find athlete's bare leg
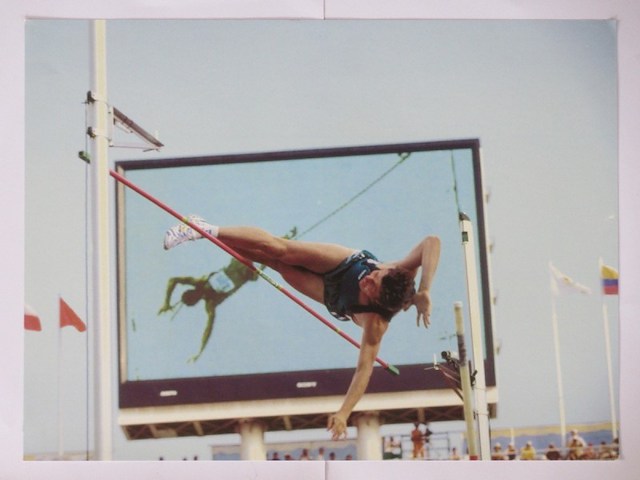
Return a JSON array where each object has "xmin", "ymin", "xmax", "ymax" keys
[
  {"xmin": 218, "ymin": 226, "xmax": 355, "ymax": 274},
  {"xmin": 221, "ymin": 242, "xmax": 326, "ymax": 303},
  {"xmin": 273, "ymin": 262, "xmax": 326, "ymax": 304}
]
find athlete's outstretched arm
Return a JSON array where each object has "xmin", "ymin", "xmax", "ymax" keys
[
  {"xmin": 392, "ymin": 235, "xmax": 441, "ymax": 327},
  {"xmin": 158, "ymin": 276, "xmax": 202, "ymax": 314},
  {"xmin": 327, "ymin": 314, "xmax": 388, "ymax": 440}
]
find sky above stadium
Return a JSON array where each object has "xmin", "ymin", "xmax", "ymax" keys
[{"xmin": 12, "ymin": 6, "xmax": 634, "ymax": 473}]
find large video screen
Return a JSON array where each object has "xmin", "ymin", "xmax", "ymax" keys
[{"xmin": 116, "ymin": 140, "xmax": 494, "ymax": 407}]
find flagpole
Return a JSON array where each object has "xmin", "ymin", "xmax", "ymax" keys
[
  {"xmin": 602, "ymin": 301, "xmax": 618, "ymax": 439},
  {"xmin": 549, "ymin": 263, "xmax": 567, "ymax": 443},
  {"xmin": 57, "ymin": 296, "xmax": 64, "ymax": 459},
  {"xmin": 599, "ymin": 258, "xmax": 618, "ymax": 440}
]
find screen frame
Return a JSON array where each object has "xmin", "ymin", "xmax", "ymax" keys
[{"xmin": 115, "ymin": 138, "xmax": 495, "ymax": 409}]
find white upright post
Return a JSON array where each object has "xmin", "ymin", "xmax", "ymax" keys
[
  {"xmin": 599, "ymin": 258, "xmax": 618, "ymax": 440},
  {"xmin": 237, "ymin": 420, "xmax": 266, "ymax": 460},
  {"xmin": 601, "ymin": 301, "xmax": 618, "ymax": 439},
  {"xmin": 355, "ymin": 412, "xmax": 382, "ymax": 460},
  {"xmin": 454, "ymin": 301, "xmax": 478, "ymax": 460},
  {"xmin": 89, "ymin": 19, "xmax": 113, "ymax": 461},
  {"xmin": 57, "ymin": 322, "xmax": 64, "ymax": 459},
  {"xmin": 549, "ymin": 266, "xmax": 567, "ymax": 443},
  {"xmin": 458, "ymin": 213, "xmax": 490, "ymax": 460}
]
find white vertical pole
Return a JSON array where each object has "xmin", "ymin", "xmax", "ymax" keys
[
  {"xmin": 602, "ymin": 301, "xmax": 618, "ymax": 439},
  {"xmin": 89, "ymin": 19, "xmax": 113, "ymax": 461},
  {"xmin": 599, "ymin": 258, "xmax": 618, "ymax": 439},
  {"xmin": 458, "ymin": 213, "xmax": 491, "ymax": 460},
  {"xmin": 455, "ymin": 301, "xmax": 478, "ymax": 459},
  {"xmin": 57, "ymin": 314, "xmax": 64, "ymax": 459},
  {"xmin": 549, "ymin": 266, "xmax": 567, "ymax": 443},
  {"xmin": 355, "ymin": 412, "xmax": 382, "ymax": 460}
]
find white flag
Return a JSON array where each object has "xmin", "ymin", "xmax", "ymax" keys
[{"xmin": 549, "ymin": 262, "xmax": 592, "ymax": 295}]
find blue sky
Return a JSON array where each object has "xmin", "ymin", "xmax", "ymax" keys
[{"xmin": 3, "ymin": 4, "xmax": 638, "ymax": 478}]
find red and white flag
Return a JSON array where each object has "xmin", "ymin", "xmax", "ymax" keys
[{"xmin": 24, "ymin": 304, "xmax": 42, "ymax": 331}]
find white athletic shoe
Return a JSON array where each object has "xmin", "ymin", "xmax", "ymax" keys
[{"xmin": 163, "ymin": 215, "xmax": 216, "ymax": 250}]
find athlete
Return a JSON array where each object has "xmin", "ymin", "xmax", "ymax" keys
[
  {"xmin": 157, "ymin": 257, "xmax": 259, "ymax": 363},
  {"xmin": 158, "ymin": 228, "xmax": 297, "ymax": 362},
  {"xmin": 163, "ymin": 215, "xmax": 441, "ymax": 440}
]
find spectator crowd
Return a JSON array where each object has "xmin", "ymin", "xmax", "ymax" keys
[{"xmin": 489, "ymin": 429, "xmax": 619, "ymax": 461}]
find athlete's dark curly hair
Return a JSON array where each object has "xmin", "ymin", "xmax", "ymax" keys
[{"xmin": 378, "ymin": 267, "xmax": 416, "ymax": 312}]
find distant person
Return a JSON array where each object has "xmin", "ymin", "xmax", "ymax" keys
[
  {"xmin": 598, "ymin": 440, "xmax": 615, "ymax": 459},
  {"xmin": 383, "ymin": 436, "xmax": 394, "ymax": 459},
  {"xmin": 449, "ymin": 447, "xmax": 461, "ymax": 460},
  {"xmin": 520, "ymin": 441, "xmax": 536, "ymax": 460},
  {"xmin": 566, "ymin": 429, "xmax": 587, "ymax": 460},
  {"xmin": 392, "ymin": 436, "xmax": 402, "ymax": 458},
  {"xmin": 506, "ymin": 443, "xmax": 517, "ymax": 460},
  {"xmin": 315, "ymin": 447, "xmax": 325, "ymax": 461},
  {"xmin": 491, "ymin": 442, "xmax": 505, "ymax": 461},
  {"xmin": 328, "ymin": 452, "xmax": 336, "ymax": 460},
  {"xmin": 299, "ymin": 448, "xmax": 310, "ymax": 460},
  {"xmin": 545, "ymin": 443, "xmax": 561, "ymax": 460},
  {"xmin": 582, "ymin": 443, "xmax": 597, "ymax": 460},
  {"xmin": 383, "ymin": 436, "xmax": 401, "ymax": 460},
  {"xmin": 164, "ymin": 216, "xmax": 441, "ymax": 440},
  {"xmin": 410, "ymin": 423, "xmax": 425, "ymax": 459}
]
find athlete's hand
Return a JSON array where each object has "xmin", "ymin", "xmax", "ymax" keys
[
  {"xmin": 413, "ymin": 290, "xmax": 432, "ymax": 328},
  {"xmin": 158, "ymin": 303, "xmax": 174, "ymax": 315},
  {"xmin": 327, "ymin": 413, "xmax": 348, "ymax": 440}
]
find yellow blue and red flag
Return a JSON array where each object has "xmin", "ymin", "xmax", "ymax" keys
[{"xmin": 601, "ymin": 264, "xmax": 619, "ymax": 295}]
